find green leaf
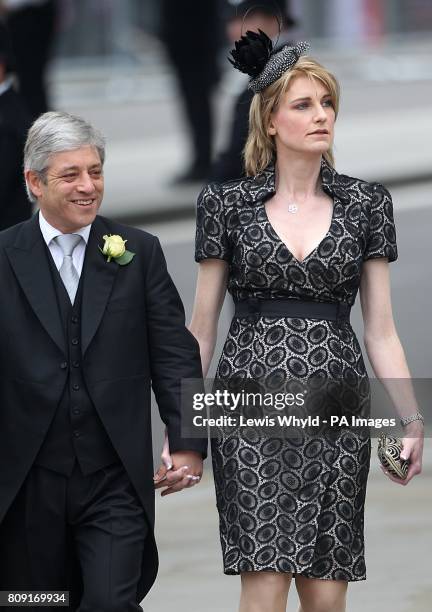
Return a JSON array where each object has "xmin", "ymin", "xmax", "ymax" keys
[{"xmin": 114, "ymin": 250, "xmax": 135, "ymax": 266}]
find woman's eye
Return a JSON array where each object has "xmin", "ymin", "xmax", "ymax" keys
[{"xmin": 294, "ymin": 100, "xmax": 333, "ymax": 110}]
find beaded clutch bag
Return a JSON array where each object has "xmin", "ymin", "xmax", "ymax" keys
[{"xmin": 377, "ymin": 434, "xmax": 409, "ymax": 479}]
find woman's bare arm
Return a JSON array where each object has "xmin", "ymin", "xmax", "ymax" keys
[
  {"xmin": 189, "ymin": 259, "xmax": 229, "ymax": 377},
  {"xmin": 360, "ymin": 258, "xmax": 423, "ymax": 483}
]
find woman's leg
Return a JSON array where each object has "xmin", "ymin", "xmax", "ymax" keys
[
  {"xmin": 239, "ymin": 571, "xmax": 293, "ymax": 612},
  {"xmin": 295, "ymin": 575, "xmax": 348, "ymax": 612}
]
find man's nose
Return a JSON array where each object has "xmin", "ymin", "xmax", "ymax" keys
[{"xmin": 77, "ymin": 172, "xmax": 95, "ymax": 193}]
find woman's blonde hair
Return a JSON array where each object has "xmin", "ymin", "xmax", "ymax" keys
[{"xmin": 244, "ymin": 57, "xmax": 340, "ymax": 176}]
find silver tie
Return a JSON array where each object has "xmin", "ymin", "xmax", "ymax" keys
[{"xmin": 54, "ymin": 234, "xmax": 82, "ymax": 304}]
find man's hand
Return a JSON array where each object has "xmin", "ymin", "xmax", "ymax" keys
[
  {"xmin": 153, "ymin": 428, "xmax": 172, "ymax": 483},
  {"xmin": 154, "ymin": 449, "xmax": 203, "ymax": 497}
]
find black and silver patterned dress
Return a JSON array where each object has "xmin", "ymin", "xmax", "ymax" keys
[{"xmin": 194, "ymin": 157, "xmax": 397, "ymax": 581}]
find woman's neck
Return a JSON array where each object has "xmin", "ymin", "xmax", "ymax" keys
[{"xmin": 274, "ymin": 152, "xmax": 323, "ymax": 201}]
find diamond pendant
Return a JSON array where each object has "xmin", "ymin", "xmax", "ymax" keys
[{"xmin": 288, "ymin": 203, "xmax": 299, "ymax": 214}]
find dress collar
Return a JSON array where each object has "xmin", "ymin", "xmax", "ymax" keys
[{"xmin": 248, "ymin": 157, "xmax": 350, "ymax": 204}]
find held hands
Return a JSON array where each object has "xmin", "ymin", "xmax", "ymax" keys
[
  {"xmin": 153, "ymin": 429, "xmax": 203, "ymax": 497},
  {"xmin": 380, "ymin": 422, "xmax": 424, "ymax": 485}
]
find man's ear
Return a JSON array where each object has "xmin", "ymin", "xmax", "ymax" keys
[{"xmin": 25, "ymin": 170, "xmax": 43, "ymax": 199}]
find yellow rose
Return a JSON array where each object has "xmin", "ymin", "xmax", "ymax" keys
[{"xmin": 102, "ymin": 234, "xmax": 127, "ymax": 260}]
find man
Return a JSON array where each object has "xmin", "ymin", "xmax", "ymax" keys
[
  {"xmin": 210, "ymin": 0, "xmax": 297, "ymax": 182},
  {"xmin": 0, "ymin": 111, "xmax": 206, "ymax": 610},
  {"xmin": 0, "ymin": 19, "xmax": 32, "ymax": 229}
]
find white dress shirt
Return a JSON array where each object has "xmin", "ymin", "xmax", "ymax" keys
[{"xmin": 38, "ymin": 211, "xmax": 91, "ymax": 277}]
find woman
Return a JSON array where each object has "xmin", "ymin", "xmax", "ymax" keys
[{"xmin": 158, "ymin": 36, "xmax": 424, "ymax": 611}]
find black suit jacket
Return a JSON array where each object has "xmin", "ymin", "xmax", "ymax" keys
[
  {"xmin": 0, "ymin": 213, "xmax": 206, "ymax": 598},
  {"xmin": 0, "ymin": 87, "xmax": 32, "ymax": 230}
]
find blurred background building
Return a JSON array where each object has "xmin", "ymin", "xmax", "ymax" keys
[
  {"xmin": 55, "ymin": 0, "xmax": 432, "ymax": 56},
  {"xmin": 34, "ymin": 0, "xmax": 432, "ymax": 221}
]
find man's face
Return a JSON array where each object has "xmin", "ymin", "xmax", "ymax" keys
[{"xmin": 26, "ymin": 145, "xmax": 104, "ymax": 233}]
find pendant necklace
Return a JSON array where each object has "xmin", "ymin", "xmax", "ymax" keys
[
  {"xmin": 275, "ymin": 167, "xmax": 322, "ymax": 214},
  {"xmin": 286, "ymin": 183, "xmax": 322, "ymax": 214}
]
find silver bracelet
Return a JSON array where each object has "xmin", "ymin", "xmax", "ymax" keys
[{"xmin": 400, "ymin": 412, "xmax": 424, "ymax": 427}]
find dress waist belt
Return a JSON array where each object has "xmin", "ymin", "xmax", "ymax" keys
[{"xmin": 234, "ymin": 298, "xmax": 351, "ymax": 323}]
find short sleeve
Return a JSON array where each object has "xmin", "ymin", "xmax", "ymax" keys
[
  {"xmin": 363, "ymin": 184, "xmax": 398, "ymax": 263},
  {"xmin": 195, "ymin": 183, "xmax": 231, "ymax": 262}
]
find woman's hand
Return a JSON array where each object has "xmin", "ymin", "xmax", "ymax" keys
[{"xmin": 381, "ymin": 422, "xmax": 424, "ymax": 485}]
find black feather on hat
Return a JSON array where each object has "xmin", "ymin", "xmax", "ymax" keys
[
  {"xmin": 228, "ymin": 29, "xmax": 273, "ymax": 78},
  {"xmin": 229, "ymin": 31, "xmax": 310, "ymax": 93}
]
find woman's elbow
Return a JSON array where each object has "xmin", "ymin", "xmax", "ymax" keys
[{"xmin": 363, "ymin": 326, "xmax": 400, "ymax": 351}]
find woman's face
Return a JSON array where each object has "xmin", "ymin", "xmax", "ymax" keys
[{"xmin": 268, "ymin": 75, "xmax": 336, "ymax": 157}]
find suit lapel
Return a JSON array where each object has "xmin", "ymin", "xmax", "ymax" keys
[
  {"xmin": 5, "ymin": 214, "xmax": 65, "ymax": 355},
  {"xmin": 81, "ymin": 216, "xmax": 118, "ymax": 356}
]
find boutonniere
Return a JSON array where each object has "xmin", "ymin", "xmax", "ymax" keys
[{"xmin": 100, "ymin": 234, "xmax": 135, "ymax": 266}]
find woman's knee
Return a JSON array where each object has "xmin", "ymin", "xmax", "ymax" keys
[
  {"xmin": 299, "ymin": 597, "xmax": 346, "ymax": 612},
  {"xmin": 296, "ymin": 577, "xmax": 347, "ymax": 612},
  {"xmin": 241, "ymin": 570, "xmax": 292, "ymax": 598}
]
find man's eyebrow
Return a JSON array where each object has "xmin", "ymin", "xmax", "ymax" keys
[
  {"xmin": 58, "ymin": 163, "xmax": 102, "ymax": 173},
  {"xmin": 289, "ymin": 94, "xmax": 332, "ymax": 103},
  {"xmin": 58, "ymin": 165, "xmax": 79, "ymax": 172}
]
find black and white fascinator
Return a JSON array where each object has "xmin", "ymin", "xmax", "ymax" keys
[{"xmin": 229, "ymin": 30, "xmax": 310, "ymax": 93}]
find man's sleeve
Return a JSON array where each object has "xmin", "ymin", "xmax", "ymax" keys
[{"xmin": 144, "ymin": 235, "xmax": 207, "ymax": 458}]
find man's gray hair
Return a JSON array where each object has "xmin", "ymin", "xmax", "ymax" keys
[{"xmin": 24, "ymin": 111, "xmax": 106, "ymax": 203}]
